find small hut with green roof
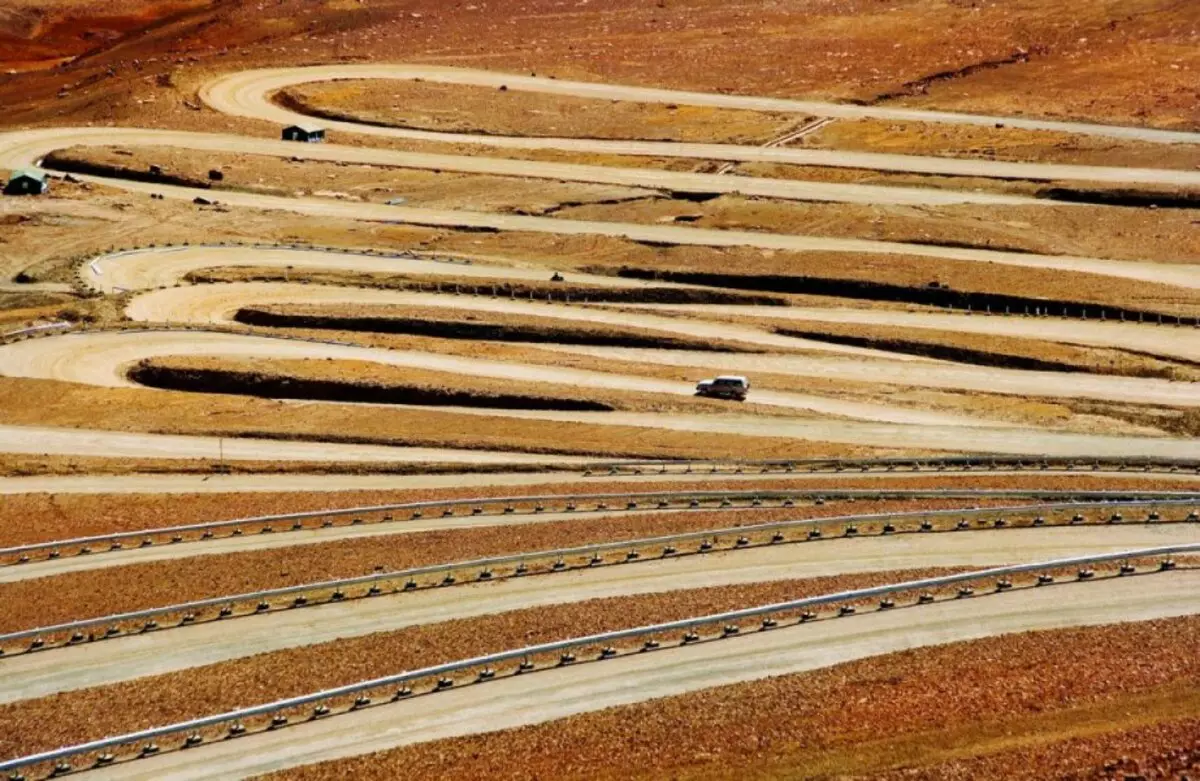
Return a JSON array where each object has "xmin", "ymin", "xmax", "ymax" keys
[{"xmin": 4, "ymin": 169, "xmax": 48, "ymax": 196}]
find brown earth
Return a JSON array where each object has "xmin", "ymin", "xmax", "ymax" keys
[
  {"xmin": 235, "ymin": 303, "xmax": 766, "ymax": 351},
  {"xmin": 870, "ymin": 716, "xmax": 1200, "ymax": 781},
  {"xmin": 1, "ymin": 0, "xmax": 1196, "ymax": 132},
  {"xmin": 141, "ymin": 317, "xmax": 1198, "ymax": 437},
  {"xmin": 0, "ymin": 453, "xmax": 595, "ymax": 480},
  {"xmin": 0, "ymin": 497, "xmax": 1025, "ymax": 633},
  {"xmin": 129, "ymin": 354, "xmax": 838, "ymax": 420},
  {"xmin": 43, "ymin": 144, "xmax": 666, "ymax": 213},
  {"xmin": 802, "ymin": 117, "xmax": 1200, "ymax": 170},
  {"xmin": 0, "ymin": 568, "xmax": 969, "ymax": 759},
  {"xmin": 260, "ymin": 613, "xmax": 1200, "ymax": 781},
  {"xmin": 2, "ymin": 472, "xmax": 1188, "ymax": 547},
  {"xmin": 556, "ymin": 195, "xmax": 1200, "ymax": 267},
  {"xmin": 278, "ymin": 79, "xmax": 801, "ymax": 144},
  {"xmin": 108, "ymin": 329, "xmax": 1159, "ymax": 436},
  {"xmin": 0, "ymin": 0, "xmax": 210, "ymax": 72},
  {"xmin": 197, "ymin": 236, "xmax": 1200, "ymax": 319},
  {"xmin": 772, "ymin": 319, "xmax": 1200, "ymax": 381},
  {"xmin": 0, "ymin": 376, "xmax": 890, "ymax": 464},
  {"xmin": 40, "ymin": 145, "xmax": 1200, "ymax": 269}
]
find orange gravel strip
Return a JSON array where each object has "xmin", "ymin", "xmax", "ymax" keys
[
  {"xmin": 258, "ymin": 615, "xmax": 1200, "ymax": 781},
  {"xmin": 0, "ymin": 569, "xmax": 961, "ymax": 758},
  {"xmin": 870, "ymin": 714, "xmax": 1200, "ymax": 780},
  {"xmin": 1, "ymin": 473, "xmax": 1189, "ymax": 546},
  {"xmin": 0, "ymin": 498, "xmax": 997, "ymax": 632}
]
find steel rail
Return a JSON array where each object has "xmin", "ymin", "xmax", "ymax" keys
[
  {"xmin": 3, "ymin": 497, "xmax": 1195, "ymax": 652},
  {"xmin": 4, "ymin": 485, "xmax": 1198, "ymax": 566},
  {"xmin": 2, "ymin": 542, "xmax": 1195, "ymax": 777}
]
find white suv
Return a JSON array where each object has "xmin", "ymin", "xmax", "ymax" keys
[{"xmin": 695, "ymin": 375, "xmax": 750, "ymax": 401}]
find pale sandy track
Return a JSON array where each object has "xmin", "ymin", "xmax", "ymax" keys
[
  {"xmin": 16, "ymin": 168, "xmax": 1194, "ymax": 288},
  {"xmin": 632, "ymin": 303, "xmax": 1200, "ymax": 362},
  {"xmin": 86, "ymin": 249, "xmax": 1200, "ymax": 407},
  {"xmin": 4, "ymin": 525, "xmax": 1195, "ymax": 704},
  {"xmin": 0, "ymin": 424, "xmax": 585, "ymax": 465},
  {"xmin": 81, "ymin": 245, "xmax": 671, "ymax": 293},
  {"xmin": 5, "ymin": 327, "xmax": 1198, "ymax": 456},
  {"xmin": 82, "ymin": 246, "xmax": 1200, "ymax": 364},
  {"xmin": 119, "ymin": 280, "xmax": 1200, "ymax": 407},
  {"xmin": 83, "ymin": 570, "xmax": 1200, "ymax": 781},
  {"xmin": 0, "ymin": 329, "xmax": 992, "ymax": 427},
  {"xmin": 119, "ymin": 278, "xmax": 899, "ymax": 358},
  {"xmin": 538, "ymin": 344, "xmax": 1200, "ymax": 407},
  {"xmin": 204, "ymin": 65, "xmax": 1200, "ymax": 159},
  {"xmin": 1, "ymin": 469, "xmax": 1197, "ymax": 497},
  {"xmin": 0, "ymin": 127, "xmax": 1046, "ymax": 208}
]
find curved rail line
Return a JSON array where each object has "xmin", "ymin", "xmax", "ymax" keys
[
  {"xmin": 4, "ymin": 498, "xmax": 1195, "ymax": 655},
  {"xmin": 3, "ymin": 544, "xmax": 1195, "ymax": 780}
]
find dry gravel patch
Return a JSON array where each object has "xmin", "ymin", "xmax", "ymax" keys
[
  {"xmin": 869, "ymin": 714, "xmax": 1200, "ymax": 781},
  {"xmin": 277, "ymin": 79, "xmax": 797, "ymax": 144},
  {"xmin": 803, "ymin": 118, "xmax": 1200, "ymax": 171},
  {"xmin": 258, "ymin": 615, "xmax": 1200, "ymax": 781},
  {"xmin": 45, "ymin": 144, "xmax": 663, "ymax": 213}
]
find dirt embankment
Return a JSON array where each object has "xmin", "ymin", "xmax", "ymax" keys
[
  {"xmin": 606, "ymin": 266, "xmax": 1199, "ymax": 322},
  {"xmin": 774, "ymin": 325, "xmax": 1200, "ymax": 381},
  {"xmin": 189, "ymin": 267, "xmax": 788, "ymax": 307},
  {"xmin": 42, "ymin": 149, "xmax": 213, "ymax": 189},
  {"xmin": 272, "ymin": 80, "xmax": 796, "ymax": 144},
  {"xmin": 128, "ymin": 359, "xmax": 615, "ymax": 412},
  {"xmin": 0, "ymin": 376, "xmax": 880, "ymax": 464},
  {"xmin": 234, "ymin": 305, "xmax": 750, "ymax": 352}
]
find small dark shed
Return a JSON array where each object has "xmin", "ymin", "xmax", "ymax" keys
[
  {"xmin": 281, "ymin": 125, "xmax": 326, "ymax": 143},
  {"xmin": 4, "ymin": 169, "xmax": 49, "ymax": 196}
]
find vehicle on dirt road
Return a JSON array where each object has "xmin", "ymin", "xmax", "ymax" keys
[{"xmin": 695, "ymin": 375, "xmax": 750, "ymax": 401}]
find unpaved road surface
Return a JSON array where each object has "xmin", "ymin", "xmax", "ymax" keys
[
  {"xmin": 0, "ymin": 424, "xmax": 585, "ymax": 465},
  {"xmin": 7, "ymin": 524, "xmax": 1195, "ymax": 703},
  {"xmin": 83, "ymin": 569, "xmax": 1200, "ymax": 780}
]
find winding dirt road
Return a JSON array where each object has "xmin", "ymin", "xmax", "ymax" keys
[
  {"xmin": 80, "ymin": 570, "xmax": 1200, "ymax": 780},
  {"xmin": 6, "ymin": 525, "xmax": 1195, "ymax": 704}
]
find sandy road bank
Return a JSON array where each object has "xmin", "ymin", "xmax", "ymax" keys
[
  {"xmin": 3, "ymin": 469, "xmax": 1198, "ymax": 496},
  {"xmin": 80, "ymin": 569, "xmax": 1200, "ymax": 780},
  {"xmin": 5, "ymin": 525, "xmax": 1195, "ymax": 703},
  {"xmin": 0, "ymin": 425, "xmax": 584, "ymax": 465},
  {"xmin": 5, "ymin": 138, "xmax": 1197, "ymax": 288},
  {"xmin": 392, "ymin": 406, "xmax": 1200, "ymax": 459},
  {"xmin": 203, "ymin": 65, "xmax": 1200, "ymax": 157},
  {"xmin": 635, "ymin": 303, "xmax": 1200, "ymax": 363},
  {"xmin": 118, "ymin": 278, "xmax": 886, "ymax": 357},
  {"xmin": 0, "ymin": 329, "xmax": 993, "ymax": 427}
]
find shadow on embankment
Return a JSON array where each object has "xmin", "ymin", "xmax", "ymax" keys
[{"xmin": 129, "ymin": 363, "xmax": 615, "ymax": 412}]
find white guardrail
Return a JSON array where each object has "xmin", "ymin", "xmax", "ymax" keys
[
  {"xmin": 3, "ymin": 498, "xmax": 1196, "ymax": 654},
  {"xmin": 1, "ymin": 543, "xmax": 1196, "ymax": 778},
  {"xmin": 4, "ymin": 482, "xmax": 1199, "ymax": 566}
]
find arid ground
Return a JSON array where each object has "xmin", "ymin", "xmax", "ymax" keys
[{"xmin": 0, "ymin": 1, "xmax": 1198, "ymax": 779}]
